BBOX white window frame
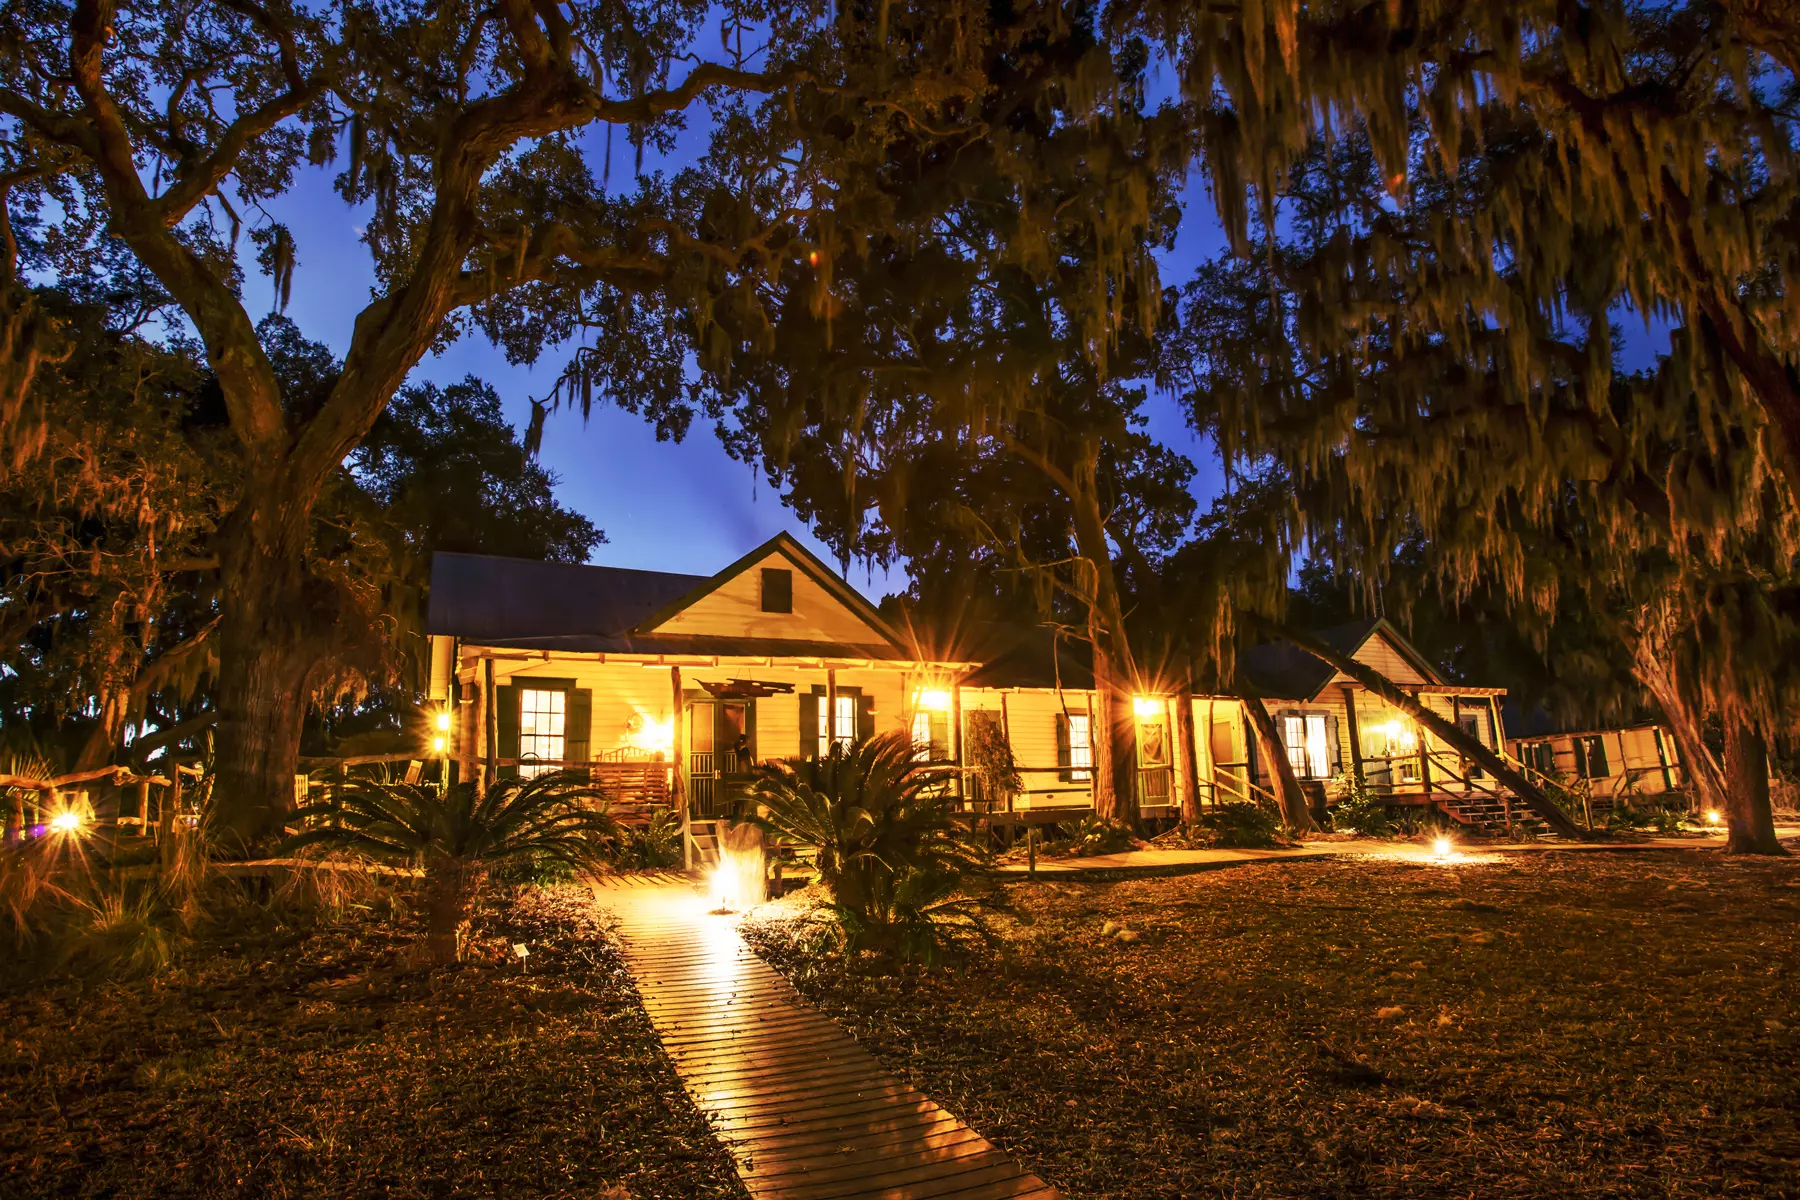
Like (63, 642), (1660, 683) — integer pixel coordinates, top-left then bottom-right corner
(519, 688), (566, 778)
(1068, 713), (1093, 782)
(1282, 713), (1332, 779)
(816, 694), (857, 757)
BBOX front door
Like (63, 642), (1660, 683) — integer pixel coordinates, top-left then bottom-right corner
(687, 698), (756, 818)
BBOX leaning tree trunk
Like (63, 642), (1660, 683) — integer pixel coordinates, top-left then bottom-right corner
(1631, 658), (1730, 816)
(1237, 682), (1314, 834)
(212, 494), (323, 852)
(1249, 614), (1586, 839)
(1722, 713), (1787, 856)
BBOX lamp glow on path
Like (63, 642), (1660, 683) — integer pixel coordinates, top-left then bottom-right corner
(1432, 835), (1453, 859)
(1705, 809), (1723, 826)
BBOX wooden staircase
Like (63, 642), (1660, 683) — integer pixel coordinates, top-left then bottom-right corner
(686, 818), (721, 871)
(1432, 792), (1548, 838)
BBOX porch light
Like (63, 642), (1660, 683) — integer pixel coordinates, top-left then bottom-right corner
(49, 809), (84, 835)
(434, 710), (452, 733)
(431, 735), (447, 755)
(1132, 696), (1161, 718)
(916, 688), (953, 712)
(625, 712), (675, 756)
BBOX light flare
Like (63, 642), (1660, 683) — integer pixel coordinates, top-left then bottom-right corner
(49, 809), (84, 835)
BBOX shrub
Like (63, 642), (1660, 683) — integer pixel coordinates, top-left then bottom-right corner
(1049, 815), (1134, 856)
(62, 891), (173, 979)
(1195, 801), (1281, 849)
(610, 809), (684, 870)
(751, 731), (987, 962)
(1331, 774), (1392, 837)
(283, 770), (615, 964)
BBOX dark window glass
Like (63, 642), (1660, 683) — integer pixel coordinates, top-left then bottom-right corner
(761, 567), (793, 613)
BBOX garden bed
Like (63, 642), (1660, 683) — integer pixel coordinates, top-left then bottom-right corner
(744, 847), (1800, 1198)
(0, 887), (745, 1199)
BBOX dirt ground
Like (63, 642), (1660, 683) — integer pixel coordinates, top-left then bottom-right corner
(0, 887), (746, 1200)
(745, 846), (1800, 1199)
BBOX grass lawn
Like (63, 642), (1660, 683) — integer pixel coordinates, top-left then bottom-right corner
(745, 848), (1800, 1199)
(0, 886), (746, 1200)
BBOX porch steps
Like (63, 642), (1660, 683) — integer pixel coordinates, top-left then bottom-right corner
(688, 819), (721, 870)
(1432, 794), (1548, 838)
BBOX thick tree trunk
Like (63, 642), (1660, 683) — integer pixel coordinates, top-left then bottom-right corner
(1090, 646), (1123, 823)
(424, 858), (486, 964)
(211, 497), (323, 852)
(1237, 683), (1314, 833)
(1174, 667), (1202, 824)
(1251, 614), (1586, 839)
(1722, 713), (1787, 856)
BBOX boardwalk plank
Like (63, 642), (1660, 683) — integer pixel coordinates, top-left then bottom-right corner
(603, 884), (1058, 1200)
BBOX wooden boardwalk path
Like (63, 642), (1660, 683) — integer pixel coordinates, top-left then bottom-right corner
(599, 882), (1058, 1200)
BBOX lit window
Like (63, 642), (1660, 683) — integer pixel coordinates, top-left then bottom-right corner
(1282, 714), (1332, 779)
(817, 694), (856, 757)
(911, 710), (949, 761)
(912, 710), (932, 760)
(519, 689), (565, 777)
(1069, 713), (1093, 781)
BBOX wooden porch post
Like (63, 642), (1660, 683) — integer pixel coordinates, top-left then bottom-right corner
(950, 675), (965, 803)
(483, 656), (497, 787)
(1339, 684), (1365, 786)
(671, 665), (689, 872)
(826, 668), (838, 754)
(1173, 687), (1201, 824)
(1415, 693), (1433, 798)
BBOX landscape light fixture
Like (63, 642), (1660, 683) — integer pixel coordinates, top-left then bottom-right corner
(1705, 809), (1722, 826)
(1432, 836), (1453, 858)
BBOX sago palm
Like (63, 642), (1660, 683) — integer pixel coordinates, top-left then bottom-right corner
(751, 731), (985, 955)
(283, 770), (615, 963)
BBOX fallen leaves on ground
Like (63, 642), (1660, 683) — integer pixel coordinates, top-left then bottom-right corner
(0, 887), (746, 1200)
(744, 848), (1800, 1199)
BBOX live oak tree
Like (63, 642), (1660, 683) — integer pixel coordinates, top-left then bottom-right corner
(0, 0), (1003, 844)
(1131, 0), (1800, 504)
(1162, 117), (1796, 852)
(553, 5), (1196, 827)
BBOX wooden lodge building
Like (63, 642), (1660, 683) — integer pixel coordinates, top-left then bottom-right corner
(424, 533), (1676, 843)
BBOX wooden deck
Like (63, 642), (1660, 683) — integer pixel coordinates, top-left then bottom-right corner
(601, 882), (1059, 1200)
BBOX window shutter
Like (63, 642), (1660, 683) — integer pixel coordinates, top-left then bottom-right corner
(1056, 713), (1072, 783)
(857, 693), (875, 742)
(800, 691), (819, 759)
(1326, 713), (1341, 775)
(565, 688), (592, 777)
(495, 685), (520, 779)
(1589, 736), (1611, 778)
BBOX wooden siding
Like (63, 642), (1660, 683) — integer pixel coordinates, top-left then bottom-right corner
(1324, 630), (1429, 690)
(1508, 726), (1681, 797)
(960, 689), (1095, 810)
(651, 549), (889, 646)
(465, 657), (915, 765)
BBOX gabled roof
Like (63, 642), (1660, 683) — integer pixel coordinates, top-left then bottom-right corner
(1239, 617), (1445, 701)
(427, 532), (912, 659)
(635, 531), (908, 652)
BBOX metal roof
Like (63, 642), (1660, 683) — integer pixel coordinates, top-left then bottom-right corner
(426, 553), (704, 642)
